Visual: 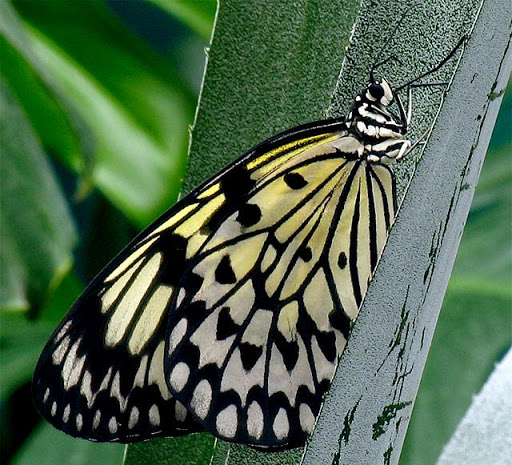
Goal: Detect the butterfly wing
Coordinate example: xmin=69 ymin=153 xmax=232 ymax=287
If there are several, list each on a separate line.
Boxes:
xmin=32 ymin=234 xmax=203 ymax=441
xmin=32 ymin=118 xmax=349 ymax=443
xmin=33 ymin=118 xmax=396 ymax=448
xmin=164 ymin=128 xmax=397 ymax=448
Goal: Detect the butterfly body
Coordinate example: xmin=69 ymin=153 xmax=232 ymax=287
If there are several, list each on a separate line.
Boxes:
xmin=33 ymin=78 xmax=411 ymax=449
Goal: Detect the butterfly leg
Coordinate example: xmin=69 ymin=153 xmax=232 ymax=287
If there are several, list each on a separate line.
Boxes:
xmin=395 ymin=139 xmax=412 ymax=160
xmin=406 ymin=80 xmax=451 ymax=124
xmin=395 ymin=80 xmax=451 ymax=161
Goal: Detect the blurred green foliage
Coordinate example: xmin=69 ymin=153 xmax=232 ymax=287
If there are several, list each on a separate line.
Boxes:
xmin=0 ymin=1 xmax=509 ymax=464
xmin=1 ymin=1 xmax=213 ymax=463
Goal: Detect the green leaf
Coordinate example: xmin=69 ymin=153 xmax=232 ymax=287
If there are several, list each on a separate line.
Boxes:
xmin=0 ymin=79 xmax=76 ymax=312
xmin=447 ymin=98 xmax=512 ymax=286
xmin=302 ymin=0 xmax=510 ymax=463
xmin=124 ymin=434 xmax=216 ymax=465
xmin=183 ymin=0 xmax=359 ymax=194
xmin=10 ymin=423 xmax=124 ymax=465
xmin=400 ymin=287 xmax=511 ymax=465
xmin=210 ymin=444 xmax=303 ymax=465
xmin=0 ymin=313 xmax=54 ymax=402
xmin=399 ymin=90 xmax=512 ymax=465
xmin=147 ymin=0 xmax=217 ymax=40
xmin=0 ymin=3 xmax=84 ymax=172
xmin=8 ymin=0 xmax=197 ymax=227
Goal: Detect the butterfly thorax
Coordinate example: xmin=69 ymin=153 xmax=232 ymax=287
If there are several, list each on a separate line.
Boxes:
xmin=344 ymin=79 xmax=411 ymax=165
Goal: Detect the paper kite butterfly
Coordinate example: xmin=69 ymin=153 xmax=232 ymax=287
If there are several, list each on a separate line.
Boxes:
xmin=32 ymin=37 xmax=463 ymax=450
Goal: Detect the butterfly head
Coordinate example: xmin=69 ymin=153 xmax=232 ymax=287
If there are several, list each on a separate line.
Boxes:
xmin=365 ymin=79 xmax=394 ymax=106
xmin=345 ymin=77 xmax=407 ymax=145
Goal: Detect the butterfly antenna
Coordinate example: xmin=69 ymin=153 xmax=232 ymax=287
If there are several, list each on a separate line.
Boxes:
xmin=395 ymin=36 xmax=466 ymax=91
xmin=370 ymin=1 xmax=422 ymax=80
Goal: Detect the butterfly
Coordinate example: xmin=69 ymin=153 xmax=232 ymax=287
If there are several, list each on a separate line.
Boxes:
xmin=32 ymin=36 xmax=463 ymax=449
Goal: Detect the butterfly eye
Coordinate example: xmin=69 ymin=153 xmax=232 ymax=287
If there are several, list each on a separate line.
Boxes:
xmin=368 ymin=82 xmax=385 ymax=101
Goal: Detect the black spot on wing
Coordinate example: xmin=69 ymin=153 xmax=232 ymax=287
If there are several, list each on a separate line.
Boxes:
xmin=329 ymin=307 xmax=351 ymax=340
xmin=183 ymin=273 xmax=204 ymax=296
xmin=203 ymin=165 xmax=256 ymax=233
xmin=318 ymin=378 xmax=331 ymax=394
xmin=156 ymin=232 xmax=188 ymax=286
xmin=337 ymin=252 xmax=347 ymax=269
xmin=316 ymin=331 xmax=337 ymax=363
xmin=239 ymin=342 xmax=263 ymax=371
xmin=215 ymin=255 xmax=237 ymax=285
xmin=236 ymin=203 xmax=262 ymax=227
xmin=216 ymin=307 xmax=239 ymax=340
xmin=274 ymin=333 xmax=299 ymax=372
xmin=171 ymin=342 xmax=200 ymax=384
xmin=221 ymin=164 xmax=256 ymax=199
xmin=284 ymin=172 xmax=308 ymax=189
xmin=299 ymin=246 xmax=312 ymax=262
xmin=180 ymin=300 xmax=207 ymax=329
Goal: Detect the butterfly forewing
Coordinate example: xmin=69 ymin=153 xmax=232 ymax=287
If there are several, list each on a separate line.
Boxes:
xmin=32 ymin=231 xmax=207 ymax=441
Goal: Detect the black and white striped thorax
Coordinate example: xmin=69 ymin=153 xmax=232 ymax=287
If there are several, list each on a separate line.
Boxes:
xmin=344 ymin=78 xmax=412 ymax=165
